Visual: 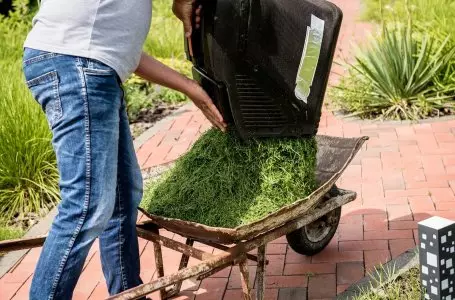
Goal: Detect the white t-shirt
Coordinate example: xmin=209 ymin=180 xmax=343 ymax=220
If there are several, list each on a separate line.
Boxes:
xmin=24 ymin=0 xmax=152 ymax=82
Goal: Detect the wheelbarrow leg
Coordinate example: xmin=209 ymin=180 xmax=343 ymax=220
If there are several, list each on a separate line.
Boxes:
xmin=239 ymin=256 xmax=253 ymax=300
xmin=151 ymin=227 xmax=166 ymax=299
xmin=165 ymin=238 xmax=194 ymax=298
xmin=255 ymin=245 xmax=266 ymax=300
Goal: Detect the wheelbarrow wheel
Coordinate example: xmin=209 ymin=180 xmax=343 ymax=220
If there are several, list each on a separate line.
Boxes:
xmin=286 ymin=206 xmax=341 ymax=256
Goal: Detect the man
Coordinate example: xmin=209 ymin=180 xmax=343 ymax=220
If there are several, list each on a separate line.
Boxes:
xmin=22 ymin=0 xmax=225 ymax=299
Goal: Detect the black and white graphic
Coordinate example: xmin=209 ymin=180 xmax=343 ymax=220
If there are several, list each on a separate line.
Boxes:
xmin=419 ymin=216 xmax=455 ymax=300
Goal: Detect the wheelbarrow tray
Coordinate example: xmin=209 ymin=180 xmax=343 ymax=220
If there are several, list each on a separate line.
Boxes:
xmin=139 ymin=135 xmax=367 ymax=244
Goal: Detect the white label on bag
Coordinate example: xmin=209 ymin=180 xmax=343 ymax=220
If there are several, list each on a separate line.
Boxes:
xmin=295 ymin=15 xmax=325 ymax=104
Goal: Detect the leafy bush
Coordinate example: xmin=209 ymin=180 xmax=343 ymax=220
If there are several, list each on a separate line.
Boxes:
xmin=143 ymin=0 xmax=186 ymax=59
xmin=123 ymin=58 xmax=192 ymax=123
xmin=141 ymin=129 xmax=317 ymax=228
xmin=331 ymin=3 xmax=455 ymax=120
xmin=0 ymin=0 xmax=60 ymax=223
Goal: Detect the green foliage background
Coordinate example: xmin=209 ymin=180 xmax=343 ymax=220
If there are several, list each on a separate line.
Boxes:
xmin=330 ymin=0 xmax=455 ymax=120
xmin=0 ymin=0 xmax=191 ymax=240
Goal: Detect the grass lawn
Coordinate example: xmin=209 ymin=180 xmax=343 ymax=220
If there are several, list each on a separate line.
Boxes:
xmin=355 ymin=268 xmax=422 ymax=300
xmin=0 ymin=226 xmax=23 ymax=242
xmin=0 ymin=226 xmax=23 ymax=255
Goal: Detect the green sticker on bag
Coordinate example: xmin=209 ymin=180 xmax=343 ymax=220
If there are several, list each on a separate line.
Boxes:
xmin=295 ymin=15 xmax=325 ymax=104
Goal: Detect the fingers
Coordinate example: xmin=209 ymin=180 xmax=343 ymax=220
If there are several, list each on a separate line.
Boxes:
xmin=205 ymin=102 xmax=227 ymax=132
xmin=202 ymin=110 xmax=227 ymax=132
xmin=205 ymin=100 xmax=225 ymax=126
xmin=197 ymin=99 xmax=227 ymax=132
xmin=172 ymin=0 xmax=193 ymax=37
xmin=183 ymin=16 xmax=193 ymax=38
xmin=195 ymin=6 xmax=202 ymax=29
xmin=187 ymin=37 xmax=194 ymax=57
xmin=195 ymin=5 xmax=202 ymax=16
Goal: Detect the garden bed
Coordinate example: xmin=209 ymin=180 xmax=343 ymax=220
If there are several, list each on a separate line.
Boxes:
xmin=338 ymin=248 xmax=421 ymax=300
xmin=330 ymin=0 xmax=455 ymax=121
xmin=354 ymin=268 xmax=422 ymax=300
xmin=129 ymin=101 xmax=183 ymax=138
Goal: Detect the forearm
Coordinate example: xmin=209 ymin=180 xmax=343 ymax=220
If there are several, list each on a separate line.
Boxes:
xmin=134 ymin=52 xmax=193 ymax=94
xmin=134 ymin=52 xmax=227 ymax=131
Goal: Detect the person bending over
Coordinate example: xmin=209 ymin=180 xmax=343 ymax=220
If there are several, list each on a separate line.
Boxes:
xmin=22 ymin=0 xmax=225 ymax=298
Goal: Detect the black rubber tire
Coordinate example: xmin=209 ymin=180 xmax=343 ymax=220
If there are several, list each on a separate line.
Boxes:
xmin=286 ymin=206 xmax=341 ymax=256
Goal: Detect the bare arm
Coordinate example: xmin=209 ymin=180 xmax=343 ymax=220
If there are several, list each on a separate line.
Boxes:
xmin=134 ymin=52 xmax=226 ymax=131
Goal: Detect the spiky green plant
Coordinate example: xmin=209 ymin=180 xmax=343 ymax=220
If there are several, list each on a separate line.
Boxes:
xmin=141 ymin=129 xmax=317 ymax=228
xmin=354 ymin=267 xmax=422 ymax=300
xmin=0 ymin=0 xmax=60 ymax=223
xmin=331 ymin=3 xmax=455 ymax=120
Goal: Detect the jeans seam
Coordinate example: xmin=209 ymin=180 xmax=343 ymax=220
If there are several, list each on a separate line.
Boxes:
xmin=23 ymin=52 xmax=63 ymax=66
xmin=51 ymin=74 xmax=64 ymax=127
xmin=48 ymin=58 xmax=92 ymax=300
xmin=117 ymin=179 xmax=129 ymax=290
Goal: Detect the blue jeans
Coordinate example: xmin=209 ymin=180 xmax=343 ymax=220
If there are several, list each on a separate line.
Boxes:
xmin=22 ymin=48 xmax=144 ymax=299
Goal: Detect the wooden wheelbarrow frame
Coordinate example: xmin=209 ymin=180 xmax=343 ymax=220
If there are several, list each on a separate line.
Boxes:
xmin=0 ymin=136 xmax=367 ymax=300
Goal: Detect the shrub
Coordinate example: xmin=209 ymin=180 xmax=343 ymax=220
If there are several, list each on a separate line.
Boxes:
xmin=143 ymin=0 xmax=186 ymax=59
xmin=0 ymin=0 xmax=60 ymax=223
xmin=141 ymin=129 xmax=317 ymax=228
xmin=123 ymin=58 xmax=192 ymax=123
xmin=331 ymin=10 xmax=455 ymax=120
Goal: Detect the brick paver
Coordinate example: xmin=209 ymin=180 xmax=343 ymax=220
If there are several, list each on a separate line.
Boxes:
xmin=2 ymin=0 xmax=455 ymax=299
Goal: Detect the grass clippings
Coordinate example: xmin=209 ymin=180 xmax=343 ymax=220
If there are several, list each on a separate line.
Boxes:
xmin=141 ymin=129 xmax=318 ymax=228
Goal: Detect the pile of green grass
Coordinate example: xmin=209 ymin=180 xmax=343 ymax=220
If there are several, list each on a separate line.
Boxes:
xmin=141 ymin=129 xmax=318 ymax=228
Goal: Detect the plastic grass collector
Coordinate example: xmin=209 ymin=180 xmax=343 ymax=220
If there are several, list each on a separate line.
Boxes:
xmin=141 ymin=129 xmax=318 ymax=228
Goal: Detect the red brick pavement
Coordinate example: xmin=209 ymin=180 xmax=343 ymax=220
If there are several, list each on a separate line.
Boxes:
xmin=3 ymin=0 xmax=455 ymax=299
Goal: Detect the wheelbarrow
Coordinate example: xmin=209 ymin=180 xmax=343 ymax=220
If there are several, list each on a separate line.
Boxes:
xmin=0 ymin=135 xmax=366 ymax=300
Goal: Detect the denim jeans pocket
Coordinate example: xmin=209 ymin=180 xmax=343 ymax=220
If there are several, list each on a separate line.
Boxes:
xmin=26 ymin=70 xmax=63 ymax=129
xmin=83 ymin=59 xmax=116 ymax=76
